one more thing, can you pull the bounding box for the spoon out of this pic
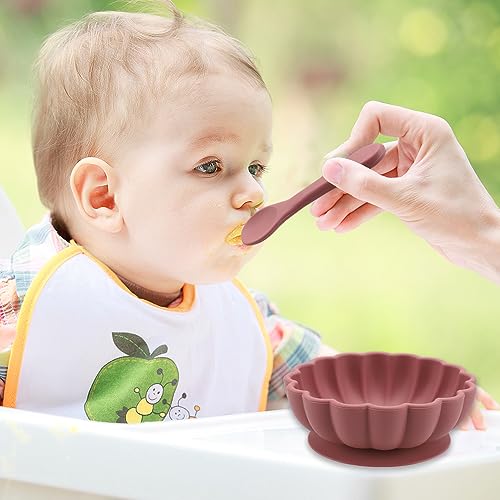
[241,143,386,245]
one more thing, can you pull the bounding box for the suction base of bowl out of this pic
[308,432,451,467]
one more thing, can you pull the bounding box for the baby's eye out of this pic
[248,163,268,177]
[195,160,221,175]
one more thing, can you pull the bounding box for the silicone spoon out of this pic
[241,143,385,245]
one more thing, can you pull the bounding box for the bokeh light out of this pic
[1,0,499,400]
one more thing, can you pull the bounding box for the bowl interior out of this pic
[297,354,470,406]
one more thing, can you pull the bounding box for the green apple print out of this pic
[85,332,179,423]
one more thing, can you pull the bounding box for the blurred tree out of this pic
[207,0,244,33]
[6,0,48,16]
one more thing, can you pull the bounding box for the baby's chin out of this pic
[191,249,260,284]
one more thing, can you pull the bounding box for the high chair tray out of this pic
[0,406,499,499]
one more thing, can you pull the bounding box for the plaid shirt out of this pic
[0,215,321,406]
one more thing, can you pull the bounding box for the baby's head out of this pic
[32,2,272,290]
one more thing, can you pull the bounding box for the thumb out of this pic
[322,157,404,213]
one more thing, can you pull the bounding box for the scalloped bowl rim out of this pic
[284,352,476,412]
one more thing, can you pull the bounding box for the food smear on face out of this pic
[225,224,245,246]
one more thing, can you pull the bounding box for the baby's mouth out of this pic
[225,224,245,246]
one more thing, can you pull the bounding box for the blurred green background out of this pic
[1,0,499,400]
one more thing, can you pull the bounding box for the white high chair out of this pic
[0,187,24,258]
[0,407,498,498]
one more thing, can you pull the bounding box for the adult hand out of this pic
[311,101,500,283]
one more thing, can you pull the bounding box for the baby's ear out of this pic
[70,157,123,234]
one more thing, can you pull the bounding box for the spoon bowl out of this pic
[242,143,385,245]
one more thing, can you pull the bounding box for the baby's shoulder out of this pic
[244,288,280,318]
[6,216,69,303]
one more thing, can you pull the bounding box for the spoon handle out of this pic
[288,143,386,211]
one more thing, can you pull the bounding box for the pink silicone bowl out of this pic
[284,352,476,467]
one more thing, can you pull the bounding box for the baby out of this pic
[0,2,335,423]
[0,2,494,429]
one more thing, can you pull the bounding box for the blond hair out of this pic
[32,1,266,231]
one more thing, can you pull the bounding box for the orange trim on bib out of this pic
[4,244,198,408]
[3,245,82,408]
[77,244,196,313]
[232,278,273,412]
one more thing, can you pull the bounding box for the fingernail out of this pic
[494,401,500,410]
[323,161,343,184]
[316,216,327,231]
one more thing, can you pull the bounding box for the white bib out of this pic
[4,245,273,423]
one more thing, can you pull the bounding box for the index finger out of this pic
[345,101,442,151]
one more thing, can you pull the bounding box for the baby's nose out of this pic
[232,179,265,211]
